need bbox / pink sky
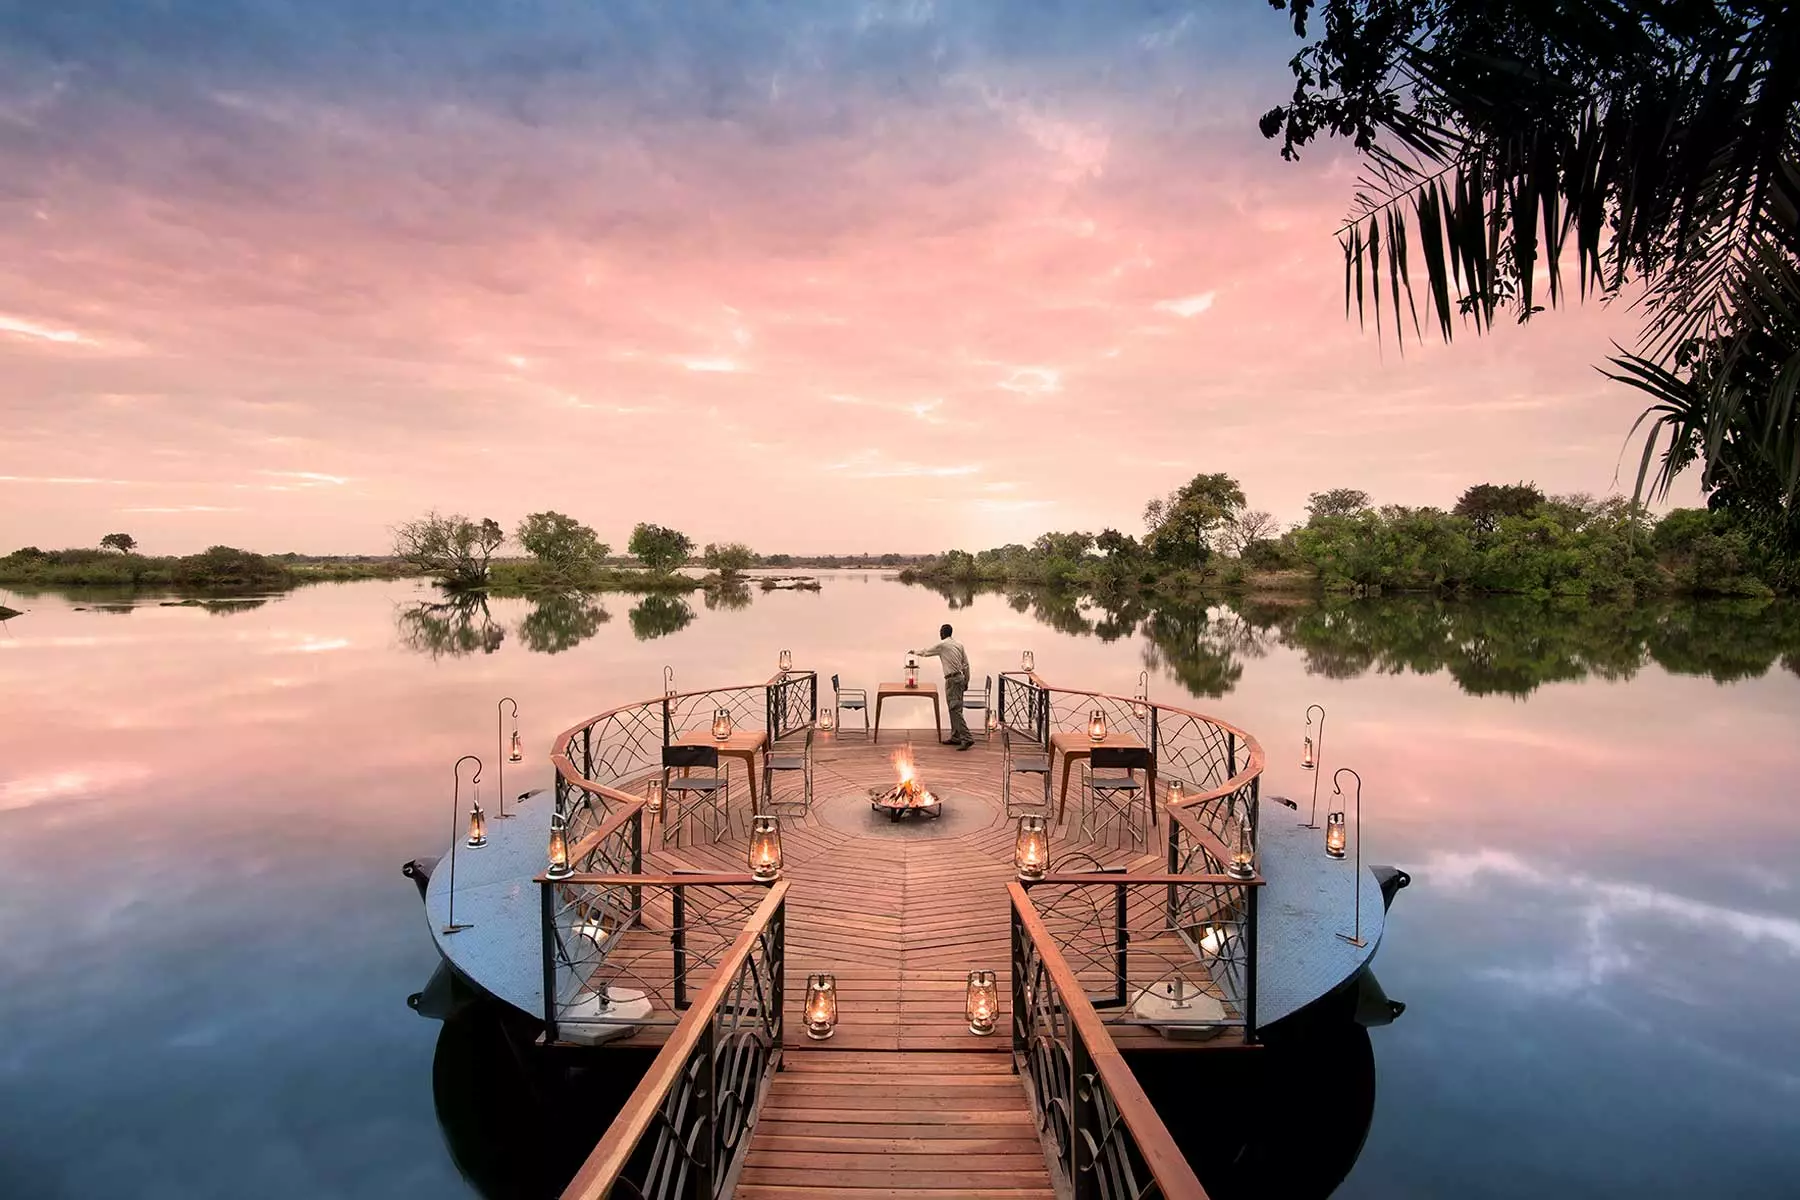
[0,2,1695,555]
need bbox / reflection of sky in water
[2,579,1798,1197]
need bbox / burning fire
[883,747,937,808]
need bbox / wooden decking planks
[737,1050,1053,1199]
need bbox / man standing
[911,623,973,749]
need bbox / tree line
[392,510,758,590]
[902,471,1799,599]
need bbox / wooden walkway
[737,1050,1052,1199]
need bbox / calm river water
[3,575,1798,1198]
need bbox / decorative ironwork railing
[765,670,816,742]
[1010,882,1213,1200]
[559,882,788,1200]
[998,671,1048,741]
[1164,809,1258,1030]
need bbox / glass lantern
[1014,815,1048,880]
[546,814,571,878]
[1325,811,1347,859]
[1020,650,1034,673]
[1168,779,1185,810]
[466,799,487,848]
[712,708,734,740]
[1087,709,1107,742]
[965,969,999,1036]
[1302,735,1317,771]
[904,657,918,688]
[985,708,998,733]
[804,973,838,1040]
[778,649,793,674]
[1227,812,1256,879]
[818,706,836,732]
[748,814,782,882]
[1133,670,1149,720]
[645,777,664,816]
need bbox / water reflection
[911,581,1800,698]
[628,593,695,640]
[704,582,752,611]
[516,592,610,655]
[397,593,506,658]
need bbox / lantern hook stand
[1301,703,1326,828]
[444,755,483,935]
[1332,766,1365,947]
[496,696,519,818]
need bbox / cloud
[123,505,245,513]
[679,357,743,373]
[0,313,94,345]
[997,366,1062,396]
[1154,292,1216,318]
[258,471,350,487]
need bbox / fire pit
[868,746,943,821]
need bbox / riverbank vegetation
[901,472,1798,599]
[0,543,414,589]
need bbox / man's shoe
[955,739,974,751]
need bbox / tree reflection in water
[704,582,751,611]
[516,591,610,654]
[396,593,505,658]
[916,582,1800,699]
[628,593,695,640]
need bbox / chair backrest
[1092,746,1152,772]
[664,744,720,770]
[831,673,841,693]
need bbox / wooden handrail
[1010,881,1212,1200]
[560,880,790,1200]
[1167,806,1240,867]
[1029,871,1263,888]
[534,871,762,887]
[559,793,647,867]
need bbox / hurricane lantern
[546,814,572,879]
[803,973,838,1040]
[1087,709,1107,742]
[466,798,487,848]
[748,814,783,882]
[985,707,999,733]
[1325,811,1347,859]
[645,777,664,816]
[1133,670,1149,720]
[965,969,999,1036]
[818,706,837,732]
[904,657,918,688]
[508,729,523,764]
[1020,650,1034,672]
[712,708,734,740]
[1169,780,1185,809]
[1014,814,1049,880]
[778,648,793,674]
[1302,736,1317,771]
[1227,812,1256,879]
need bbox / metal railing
[1011,882,1213,1200]
[559,882,788,1200]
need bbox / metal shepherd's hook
[1301,703,1326,828]
[1332,766,1365,948]
[444,754,483,935]
[496,696,519,819]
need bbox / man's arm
[912,641,945,657]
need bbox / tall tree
[1144,473,1247,566]
[99,533,137,553]
[394,512,504,589]
[629,523,694,574]
[1305,489,1372,523]
[516,511,608,576]
[701,541,755,577]
[1260,0,1800,538]
[1453,482,1546,532]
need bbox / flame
[892,747,917,789]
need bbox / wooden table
[872,682,943,744]
[1051,730,1154,824]
[673,729,769,809]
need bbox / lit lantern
[573,911,607,949]
[748,814,782,882]
[466,799,487,848]
[778,648,792,674]
[904,657,918,688]
[1227,812,1256,879]
[804,973,838,1040]
[965,969,999,1036]
[509,728,523,764]
[1087,709,1107,742]
[546,814,572,878]
[818,706,836,732]
[1168,780,1185,809]
[985,708,998,733]
[712,708,734,740]
[1133,670,1149,720]
[1020,650,1034,672]
[1325,811,1347,859]
[1302,736,1317,771]
[645,778,664,816]
[1014,815,1048,880]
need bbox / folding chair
[1002,725,1051,818]
[961,674,994,741]
[1079,746,1153,849]
[661,744,730,846]
[763,724,815,814]
[831,673,869,738]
